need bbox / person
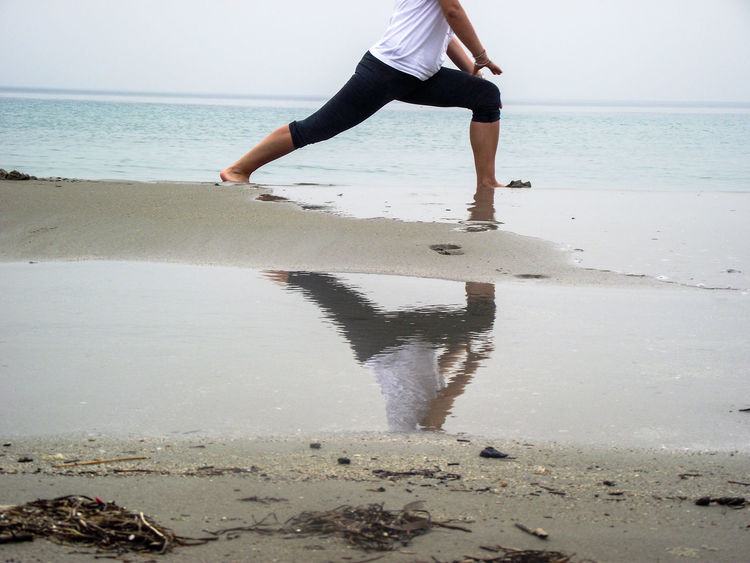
[220,0,505,188]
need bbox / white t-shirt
[370,0,454,81]
[364,338,443,432]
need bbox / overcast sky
[1,0,749,104]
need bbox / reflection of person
[268,271,495,432]
[221,0,505,188]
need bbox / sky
[1,0,749,104]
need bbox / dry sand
[1,178,749,562]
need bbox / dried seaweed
[207,501,440,551]
[0,495,213,554]
[457,544,576,563]
[282,501,433,551]
[371,468,461,481]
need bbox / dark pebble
[17,457,33,463]
[309,442,322,449]
[479,446,508,459]
[337,457,351,465]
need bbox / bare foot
[220,167,250,183]
[477,180,506,189]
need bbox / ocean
[2,89,749,193]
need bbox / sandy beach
[1,177,749,562]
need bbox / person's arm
[446,37,475,73]
[439,0,502,76]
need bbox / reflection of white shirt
[364,338,444,432]
[370,0,453,80]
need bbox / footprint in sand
[514,273,550,280]
[430,244,464,256]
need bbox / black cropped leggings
[289,51,501,149]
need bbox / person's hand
[263,270,290,286]
[473,60,502,76]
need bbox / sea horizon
[2,85,749,112]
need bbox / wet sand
[0,178,658,285]
[1,178,749,562]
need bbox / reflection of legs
[421,282,496,430]
[469,184,497,222]
[220,126,295,183]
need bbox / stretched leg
[220,125,295,183]
[220,52,414,183]
[398,67,505,188]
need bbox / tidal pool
[1,261,748,451]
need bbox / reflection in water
[270,272,496,432]
[461,185,501,231]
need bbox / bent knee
[472,81,501,123]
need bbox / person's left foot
[220,167,250,183]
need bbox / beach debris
[726,269,742,274]
[479,446,509,459]
[601,480,616,487]
[695,496,746,508]
[0,531,34,544]
[514,523,550,540]
[465,544,575,562]
[738,407,750,413]
[728,480,750,486]
[17,457,33,463]
[0,495,213,553]
[282,502,435,551]
[309,442,322,449]
[208,502,454,551]
[188,465,258,476]
[0,169,36,181]
[52,456,149,468]
[430,243,465,256]
[371,468,461,482]
[531,483,567,497]
[338,456,351,465]
[237,495,288,504]
[507,180,532,188]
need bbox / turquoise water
[1,90,749,191]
